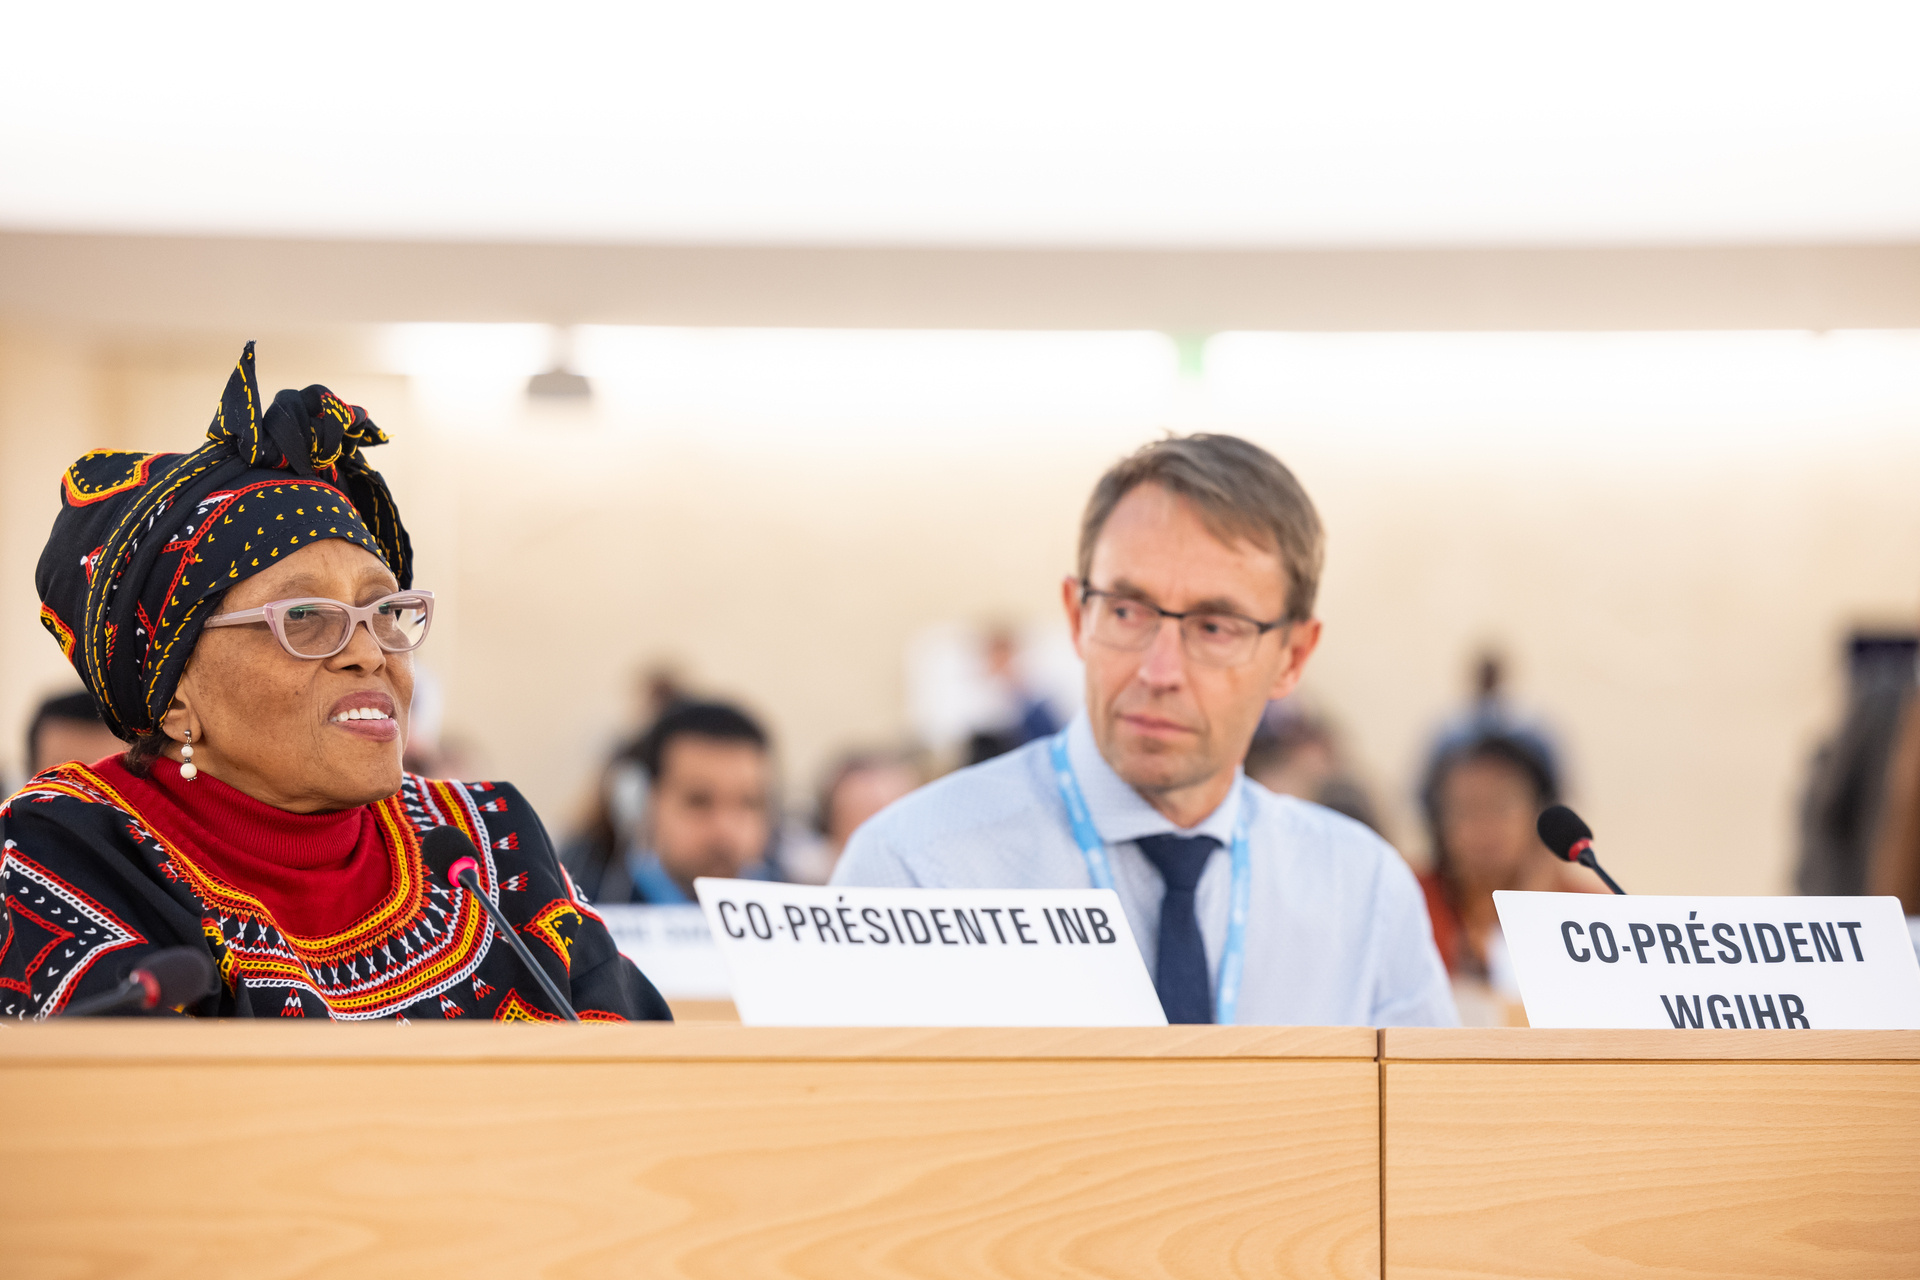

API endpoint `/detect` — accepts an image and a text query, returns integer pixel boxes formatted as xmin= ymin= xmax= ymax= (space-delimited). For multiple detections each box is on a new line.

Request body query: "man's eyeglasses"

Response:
xmin=203 ymin=591 xmax=435 ymax=661
xmin=1079 ymin=581 xmax=1287 ymax=669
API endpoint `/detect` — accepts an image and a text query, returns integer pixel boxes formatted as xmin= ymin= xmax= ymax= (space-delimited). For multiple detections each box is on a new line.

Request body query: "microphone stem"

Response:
xmin=59 ymin=976 xmax=142 ymax=1018
xmin=455 ymin=868 xmax=581 ymax=1022
xmin=1580 ymin=853 xmax=1627 ymax=896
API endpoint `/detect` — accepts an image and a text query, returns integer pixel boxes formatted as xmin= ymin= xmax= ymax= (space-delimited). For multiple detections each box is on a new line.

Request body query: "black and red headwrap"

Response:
xmin=34 ymin=342 xmax=413 ymax=742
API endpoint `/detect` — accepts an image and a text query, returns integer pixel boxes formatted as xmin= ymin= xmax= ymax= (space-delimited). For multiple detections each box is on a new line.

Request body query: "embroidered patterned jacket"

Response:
xmin=0 ymin=763 xmax=670 ymax=1022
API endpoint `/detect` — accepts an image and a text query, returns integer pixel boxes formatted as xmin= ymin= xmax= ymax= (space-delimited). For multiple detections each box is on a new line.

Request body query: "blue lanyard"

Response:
xmin=1049 ymin=731 xmax=1253 ymax=1025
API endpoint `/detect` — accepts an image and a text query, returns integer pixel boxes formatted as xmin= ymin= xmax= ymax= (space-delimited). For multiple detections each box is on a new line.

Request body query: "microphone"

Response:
xmin=1536 ymin=804 xmax=1627 ymax=895
xmin=420 ymin=826 xmax=579 ymax=1022
xmin=61 ymin=947 xmax=218 ymax=1017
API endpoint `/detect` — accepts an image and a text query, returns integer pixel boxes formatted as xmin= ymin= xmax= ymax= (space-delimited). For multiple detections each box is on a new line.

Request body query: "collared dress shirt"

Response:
xmin=831 ymin=712 xmax=1458 ymax=1027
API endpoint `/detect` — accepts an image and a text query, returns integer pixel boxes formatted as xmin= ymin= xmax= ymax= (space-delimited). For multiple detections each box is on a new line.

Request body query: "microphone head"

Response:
xmin=132 ymin=947 xmax=218 ymax=1011
xmin=1536 ymin=804 xmax=1593 ymax=863
xmin=421 ymin=825 xmax=482 ymax=888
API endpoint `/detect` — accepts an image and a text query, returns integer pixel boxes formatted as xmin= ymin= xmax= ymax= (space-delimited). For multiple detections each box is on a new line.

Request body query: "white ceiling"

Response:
xmin=4 ymin=2 xmax=1919 ymax=246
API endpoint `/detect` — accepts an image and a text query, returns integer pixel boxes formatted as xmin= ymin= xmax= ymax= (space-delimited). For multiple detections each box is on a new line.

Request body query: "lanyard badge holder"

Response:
xmin=1048 ymin=731 xmax=1253 ymax=1025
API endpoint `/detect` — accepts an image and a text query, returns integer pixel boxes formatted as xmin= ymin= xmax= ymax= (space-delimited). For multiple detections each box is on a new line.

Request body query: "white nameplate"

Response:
xmin=694 ymin=879 xmax=1168 ymax=1027
xmin=596 ymin=904 xmax=732 ymax=1000
xmin=1495 ymin=891 xmax=1920 ymax=1030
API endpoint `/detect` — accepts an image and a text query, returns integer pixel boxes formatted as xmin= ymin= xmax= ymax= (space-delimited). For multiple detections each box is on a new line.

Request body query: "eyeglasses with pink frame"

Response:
xmin=202 ymin=590 xmax=435 ymax=660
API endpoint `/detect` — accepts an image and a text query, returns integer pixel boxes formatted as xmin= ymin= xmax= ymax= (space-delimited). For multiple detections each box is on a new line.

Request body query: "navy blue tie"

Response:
xmin=1135 ymin=833 xmax=1221 ymax=1024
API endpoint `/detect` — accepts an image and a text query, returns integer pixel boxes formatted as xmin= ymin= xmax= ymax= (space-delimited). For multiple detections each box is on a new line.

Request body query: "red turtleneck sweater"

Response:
xmin=95 ymin=754 xmax=396 ymax=939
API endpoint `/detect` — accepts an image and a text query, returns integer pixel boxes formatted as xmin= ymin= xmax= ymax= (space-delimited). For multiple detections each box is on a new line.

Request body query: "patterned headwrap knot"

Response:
xmin=34 ymin=342 xmax=413 ymax=743
xmin=214 ymin=383 xmax=389 ymax=476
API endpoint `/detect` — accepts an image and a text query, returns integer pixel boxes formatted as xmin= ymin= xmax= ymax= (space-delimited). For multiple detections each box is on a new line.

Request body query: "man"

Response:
xmin=833 ymin=434 xmax=1455 ymax=1026
xmin=24 ymin=689 xmax=123 ymax=777
xmin=625 ymin=700 xmax=778 ymax=903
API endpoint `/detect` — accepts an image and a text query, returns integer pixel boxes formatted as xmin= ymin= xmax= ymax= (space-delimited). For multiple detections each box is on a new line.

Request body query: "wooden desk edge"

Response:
xmin=1382 ymin=1027 xmax=1920 ymax=1062
xmin=15 ymin=1024 xmax=1915 ymax=1065
xmin=0 ymin=1022 xmax=1379 ymax=1065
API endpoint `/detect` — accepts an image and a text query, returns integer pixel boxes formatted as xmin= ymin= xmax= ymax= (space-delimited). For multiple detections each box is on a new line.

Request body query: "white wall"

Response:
xmin=4 ymin=325 xmax=1917 ymax=900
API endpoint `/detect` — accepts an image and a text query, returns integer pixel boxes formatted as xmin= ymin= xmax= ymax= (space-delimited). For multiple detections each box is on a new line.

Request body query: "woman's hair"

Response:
xmin=813 ymin=749 xmax=918 ymax=837
xmin=1420 ymin=729 xmax=1560 ymax=894
xmin=121 ymin=731 xmax=171 ymax=778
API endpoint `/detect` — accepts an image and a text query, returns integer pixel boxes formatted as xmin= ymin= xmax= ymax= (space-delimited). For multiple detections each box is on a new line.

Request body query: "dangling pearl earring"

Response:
xmin=180 ymin=728 xmax=198 ymax=781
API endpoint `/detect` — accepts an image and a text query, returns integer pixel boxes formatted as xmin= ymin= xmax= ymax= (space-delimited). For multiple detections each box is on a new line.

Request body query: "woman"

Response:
xmin=1 ymin=343 xmax=669 ymax=1022
xmin=1418 ymin=731 xmax=1598 ymax=993
xmin=812 ymin=749 xmax=921 ymax=879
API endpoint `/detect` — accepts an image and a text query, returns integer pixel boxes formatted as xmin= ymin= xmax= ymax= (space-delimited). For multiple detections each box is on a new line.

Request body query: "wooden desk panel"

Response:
xmin=1384 ymin=1027 xmax=1920 ymax=1062
xmin=1 ymin=1025 xmax=1380 ymax=1280
xmin=666 ymin=998 xmax=741 ymax=1023
xmin=1381 ymin=1029 xmax=1920 ymax=1280
xmin=0 ymin=1021 xmax=1376 ymax=1065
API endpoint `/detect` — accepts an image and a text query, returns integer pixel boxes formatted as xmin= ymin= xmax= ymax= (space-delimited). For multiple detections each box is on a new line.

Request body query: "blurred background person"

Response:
xmin=1859 ymin=623 xmax=1920 ymax=943
xmin=559 ymin=657 xmax=697 ymax=892
xmin=24 ymin=689 xmax=122 ymax=778
xmin=906 ymin=621 xmax=1080 ymax=770
xmin=805 ymin=749 xmax=924 ymax=882
xmin=566 ymin=746 xmax=650 ymax=902
xmin=981 ymin=624 xmax=1063 ymax=749
xmin=637 ymin=661 xmax=692 ymax=727
xmin=1243 ymin=702 xmax=1385 ymax=836
xmin=960 ymin=626 xmax=1069 ymax=765
xmin=1869 ymin=692 xmax=1920 ymax=921
xmin=1423 ymin=648 xmax=1563 ymax=801
xmin=565 ymin=700 xmax=779 ymax=903
xmin=1797 ymin=632 xmax=1917 ymax=897
xmin=1419 ymin=730 xmax=1601 ymax=1025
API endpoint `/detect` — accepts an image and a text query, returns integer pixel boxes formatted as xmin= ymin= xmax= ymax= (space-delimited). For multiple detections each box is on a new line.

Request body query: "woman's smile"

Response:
xmin=327 ymin=691 xmax=399 ymax=742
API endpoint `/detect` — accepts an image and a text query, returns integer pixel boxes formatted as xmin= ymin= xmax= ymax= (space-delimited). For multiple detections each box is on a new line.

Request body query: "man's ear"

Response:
xmin=1266 ymin=618 xmax=1324 ymax=702
xmin=1061 ymin=576 xmax=1088 ymax=659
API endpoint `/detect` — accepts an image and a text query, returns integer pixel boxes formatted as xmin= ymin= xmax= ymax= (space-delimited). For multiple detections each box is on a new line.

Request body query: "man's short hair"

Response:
xmin=1077 ymin=433 xmax=1325 ymax=623
xmin=27 ymin=689 xmax=106 ymax=771
xmin=635 ymin=700 xmax=770 ymax=783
